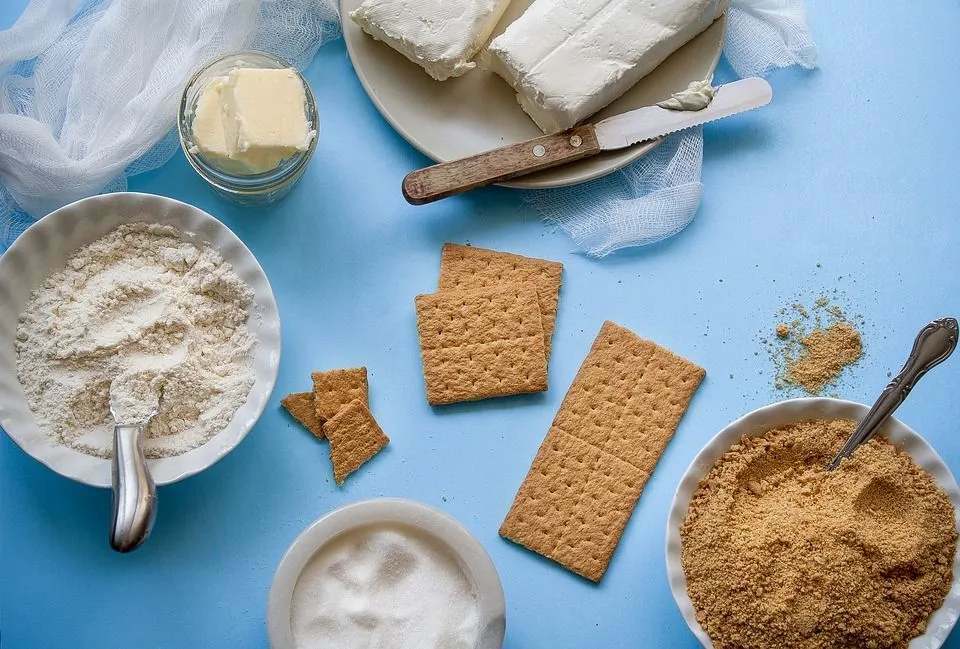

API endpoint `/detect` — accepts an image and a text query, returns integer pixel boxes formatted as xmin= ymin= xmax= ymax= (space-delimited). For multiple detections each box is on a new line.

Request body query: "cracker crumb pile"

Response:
xmin=681 ymin=419 xmax=956 ymax=649
xmin=787 ymin=322 xmax=862 ymax=393
xmin=764 ymin=296 xmax=864 ymax=394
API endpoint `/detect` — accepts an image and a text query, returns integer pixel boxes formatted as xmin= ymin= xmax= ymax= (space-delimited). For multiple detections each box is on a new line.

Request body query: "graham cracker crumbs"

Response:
xmin=787 ymin=322 xmax=862 ymax=393
xmin=281 ymin=391 xmax=325 ymax=439
xmin=764 ymin=296 xmax=865 ymax=394
xmin=681 ymin=419 xmax=956 ymax=649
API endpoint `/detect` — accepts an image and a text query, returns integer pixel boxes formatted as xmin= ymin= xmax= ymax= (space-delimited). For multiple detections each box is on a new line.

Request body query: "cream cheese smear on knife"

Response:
xmin=350 ymin=0 xmax=512 ymax=81
xmin=486 ymin=0 xmax=729 ymax=132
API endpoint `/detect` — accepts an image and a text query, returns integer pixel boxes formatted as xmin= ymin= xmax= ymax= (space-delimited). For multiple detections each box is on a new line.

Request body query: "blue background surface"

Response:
xmin=3 ymin=1 xmax=960 ymax=647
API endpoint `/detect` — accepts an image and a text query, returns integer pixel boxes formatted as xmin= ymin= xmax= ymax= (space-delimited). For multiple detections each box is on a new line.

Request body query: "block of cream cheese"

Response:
xmin=190 ymin=67 xmax=314 ymax=175
xmin=486 ymin=0 xmax=729 ymax=133
xmin=350 ymin=0 xmax=512 ymax=81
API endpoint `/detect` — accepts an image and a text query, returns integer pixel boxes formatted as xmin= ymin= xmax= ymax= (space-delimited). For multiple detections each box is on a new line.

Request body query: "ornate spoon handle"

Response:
xmin=827 ymin=317 xmax=958 ymax=470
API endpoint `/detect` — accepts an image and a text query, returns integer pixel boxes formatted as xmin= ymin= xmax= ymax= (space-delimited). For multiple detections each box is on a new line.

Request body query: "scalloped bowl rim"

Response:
xmin=666 ymin=397 xmax=960 ymax=649
xmin=0 ymin=192 xmax=281 ymax=488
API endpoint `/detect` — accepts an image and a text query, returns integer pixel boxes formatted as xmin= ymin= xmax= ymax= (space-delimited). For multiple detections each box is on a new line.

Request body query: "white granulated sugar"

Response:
xmin=291 ymin=523 xmax=482 ymax=649
xmin=15 ymin=222 xmax=256 ymax=459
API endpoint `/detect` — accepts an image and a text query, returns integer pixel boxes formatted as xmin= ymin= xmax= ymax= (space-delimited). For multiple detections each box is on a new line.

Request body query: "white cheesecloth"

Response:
xmin=526 ymin=0 xmax=818 ymax=256
xmin=0 ymin=0 xmax=339 ymax=248
xmin=0 ymin=0 xmax=814 ymax=255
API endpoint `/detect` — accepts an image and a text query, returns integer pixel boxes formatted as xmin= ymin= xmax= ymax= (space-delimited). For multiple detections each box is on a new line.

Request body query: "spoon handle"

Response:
xmin=110 ymin=424 xmax=157 ymax=552
xmin=827 ymin=317 xmax=958 ymax=470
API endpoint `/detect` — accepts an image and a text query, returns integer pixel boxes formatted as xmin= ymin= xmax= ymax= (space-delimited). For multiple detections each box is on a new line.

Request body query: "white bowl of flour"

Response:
xmin=0 ymin=192 xmax=280 ymax=487
xmin=268 ymin=498 xmax=506 ymax=649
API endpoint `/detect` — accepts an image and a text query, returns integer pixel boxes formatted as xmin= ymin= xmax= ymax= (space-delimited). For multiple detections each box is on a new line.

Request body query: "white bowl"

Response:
xmin=666 ymin=398 xmax=960 ymax=649
xmin=0 ymin=192 xmax=281 ymax=487
xmin=267 ymin=498 xmax=506 ymax=649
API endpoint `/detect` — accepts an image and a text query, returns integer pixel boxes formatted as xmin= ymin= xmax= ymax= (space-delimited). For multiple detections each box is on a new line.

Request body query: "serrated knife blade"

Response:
xmin=594 ymin=77 xmax=773 ymax=150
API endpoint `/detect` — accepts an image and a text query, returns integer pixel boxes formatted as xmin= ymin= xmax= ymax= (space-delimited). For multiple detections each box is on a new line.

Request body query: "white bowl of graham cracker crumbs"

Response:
xmin=666 ymin=398 xmax=960 ymax=649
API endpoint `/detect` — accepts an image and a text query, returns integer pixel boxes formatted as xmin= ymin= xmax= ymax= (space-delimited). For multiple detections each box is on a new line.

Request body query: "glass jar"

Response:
xmin=178 ymin=51 xmax=318 ymax=205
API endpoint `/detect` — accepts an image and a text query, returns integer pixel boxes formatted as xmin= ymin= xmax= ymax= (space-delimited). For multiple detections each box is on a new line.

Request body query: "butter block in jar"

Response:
xmin=485 ymin=0 xmax=728 ymax=133
xmin=179 ymin=52 xmax=318 ymax=203
xmin=194 ymin=67 xmax=314 ymax=174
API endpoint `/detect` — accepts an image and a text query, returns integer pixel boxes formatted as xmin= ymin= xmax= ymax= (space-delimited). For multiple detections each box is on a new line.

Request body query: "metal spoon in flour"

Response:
xmin=108 ymin=372 xmax=162 ymax=552
xmin=827 ymin=317 xmax=958 ymax=470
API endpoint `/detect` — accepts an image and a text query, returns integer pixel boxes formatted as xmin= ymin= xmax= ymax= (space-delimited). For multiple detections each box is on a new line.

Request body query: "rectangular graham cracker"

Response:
xmin=311 ymin=367 xmax=368 ymax=423
xmin=323 ymin=399 xmax=390 ymax=485
xmin=415 ymin=284 xmax=548 ymax=405
xmin=281 ymin=391 xmax=326 ymax=440
xmin=438 ymin=243 xmax=562 ymax=361
xmin=500 ymin=321 xmax=705 ymax=581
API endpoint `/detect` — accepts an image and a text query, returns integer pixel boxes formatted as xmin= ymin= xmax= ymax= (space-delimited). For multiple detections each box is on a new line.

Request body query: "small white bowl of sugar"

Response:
xmin=267 ymin=498 xmax=506 ymax=649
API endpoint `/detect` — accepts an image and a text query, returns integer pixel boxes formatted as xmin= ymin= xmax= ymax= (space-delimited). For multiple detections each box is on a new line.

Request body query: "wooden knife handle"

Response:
xmin=402 ymin=124 xmax=601 ymax=205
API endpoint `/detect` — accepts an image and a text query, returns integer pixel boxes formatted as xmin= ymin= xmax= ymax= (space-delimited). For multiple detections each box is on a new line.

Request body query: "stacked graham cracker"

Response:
xmin=415 ymin=243 xmax=563 ymax=405
xmin=281 ymin=367 xmax=389 ymax=484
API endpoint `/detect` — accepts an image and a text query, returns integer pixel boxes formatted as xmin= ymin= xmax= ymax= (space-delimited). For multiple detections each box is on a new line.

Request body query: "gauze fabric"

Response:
xmin=0 ymin=0 xmax=339 ymax=248
xmin=526 ymin=0 xmax=816 ymax=256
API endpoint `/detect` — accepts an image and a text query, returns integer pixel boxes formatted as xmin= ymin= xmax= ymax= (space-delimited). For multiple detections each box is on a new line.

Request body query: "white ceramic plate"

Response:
xmin=341 ymin=1 xmax=725 ymax=189
xmin=0 ymin=192 xmax=281 ymax=488
xmin=666 ymin=398 xmax=960 ymax=649
xmin=268 ymin=498 xmax=506 ymax=649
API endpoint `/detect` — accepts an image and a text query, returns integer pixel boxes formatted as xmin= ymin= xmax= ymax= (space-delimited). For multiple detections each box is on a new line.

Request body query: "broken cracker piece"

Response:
xmin=323 ymin=399 xmax=390 ymax=484
xmin=500 ymin=320 xmax=704 ymax=581
xmin=439 ymin=243 xmax=562 ymax=361
xmin=415 ymin=284 xmax=547 ymax=405
xmin=281 ymin=391 xmax=326 ymax=439
xmin=311 ymin=367 xmax=368 ymax=422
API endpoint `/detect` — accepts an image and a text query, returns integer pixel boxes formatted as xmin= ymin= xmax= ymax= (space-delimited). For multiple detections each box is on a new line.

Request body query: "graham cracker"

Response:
xmin=415 ymin=284 xmax=548 ymax=405
xmin=323 ymin=399 xmax=389 ymax=485
xmin=311 ymin=367 xmax=368 ymax=422
xmin=438 ymin=243 xmax=562 ymax=361
xmin=500 ymin=321 xmax=705 ymax=581
xmin=280 ymin=391 xmax=326 ymax=440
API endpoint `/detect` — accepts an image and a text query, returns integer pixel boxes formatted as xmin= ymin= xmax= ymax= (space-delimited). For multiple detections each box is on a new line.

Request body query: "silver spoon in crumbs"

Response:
xmin=827 ymin=317 xmax=958 ymax=471
xmin=108 ymin=372 xmax=162 ymax=552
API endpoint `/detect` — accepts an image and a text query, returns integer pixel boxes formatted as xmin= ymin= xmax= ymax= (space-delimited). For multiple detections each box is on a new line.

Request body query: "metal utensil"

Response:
xmin=109 ymin=392 xmax=160 ymax=553
xmin=402 ymin=77 xmax=773 ymax=204
xmin=827 ymin=317 xmax=958 ymax=470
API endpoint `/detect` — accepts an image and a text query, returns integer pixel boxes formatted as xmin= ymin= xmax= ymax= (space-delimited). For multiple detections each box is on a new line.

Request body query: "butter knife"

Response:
xmin=402 ymin=77 xmax=773 ymax=205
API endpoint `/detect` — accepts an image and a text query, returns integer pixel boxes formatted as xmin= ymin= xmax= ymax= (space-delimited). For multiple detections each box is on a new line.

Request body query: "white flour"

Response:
xmin=15 ymin=222 xmax=256 ymax=459
xmin=290 ymin=523 xmax=481 ymax=649
xmin=109 ymin=368 xmax=164 ymax=424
